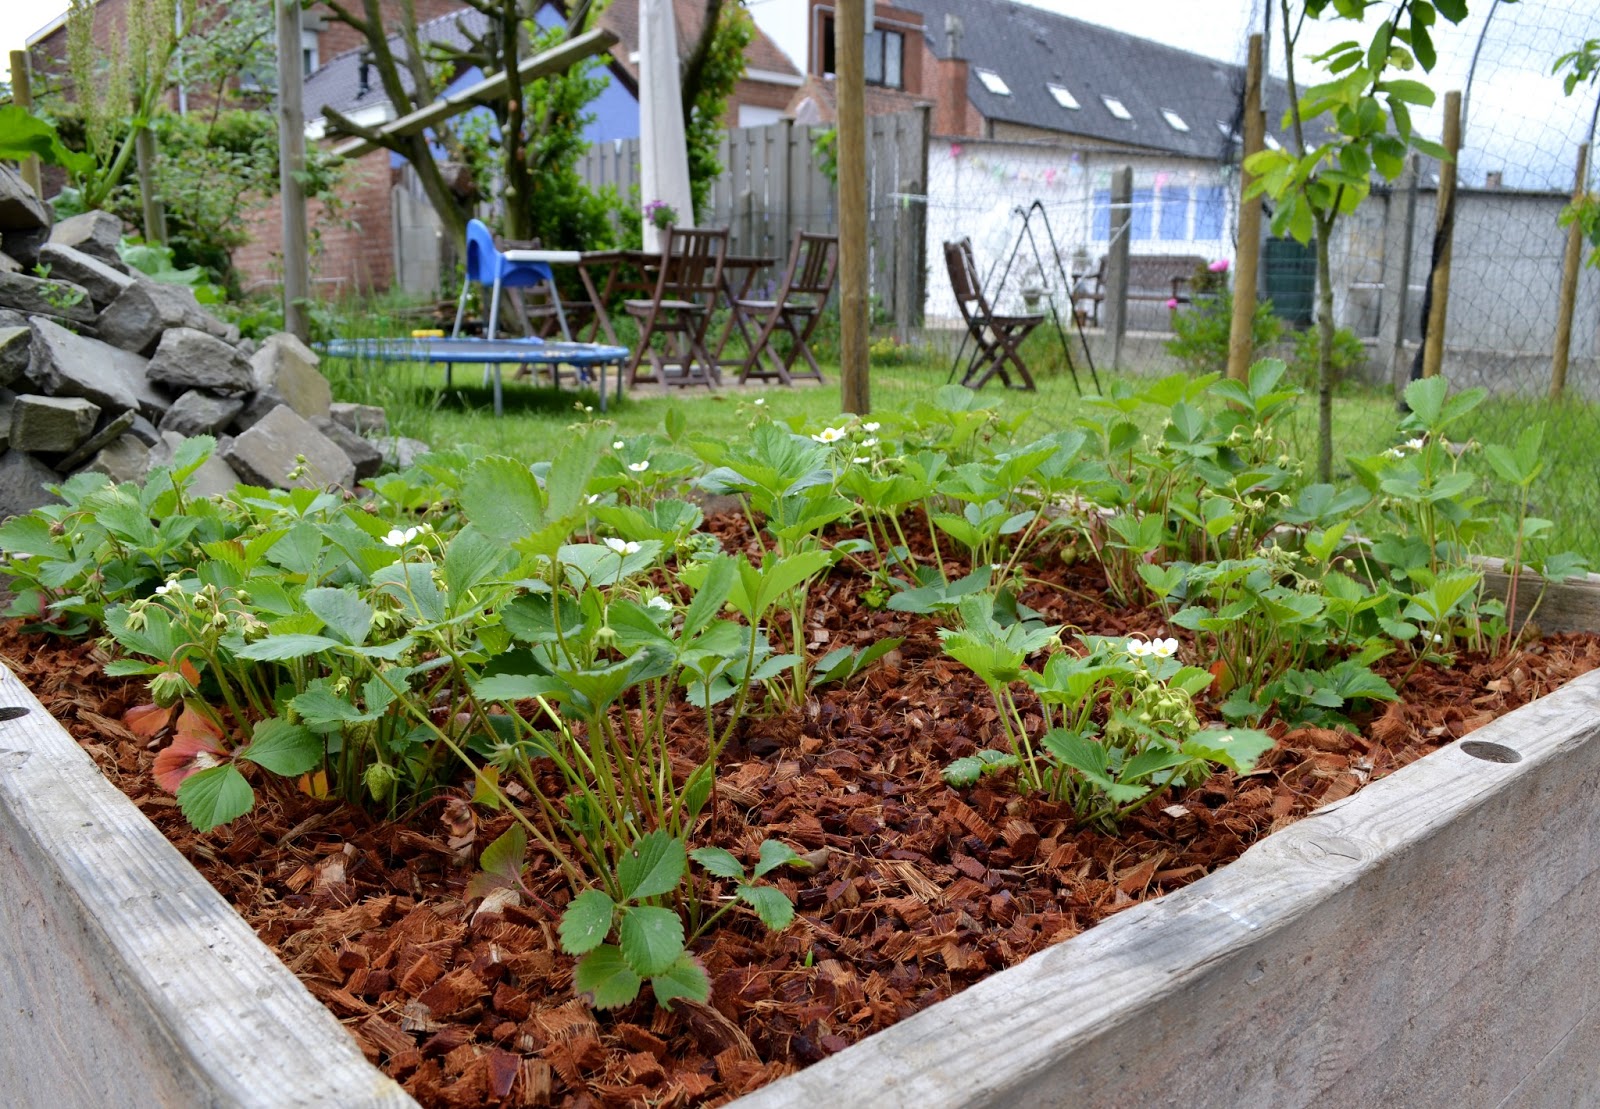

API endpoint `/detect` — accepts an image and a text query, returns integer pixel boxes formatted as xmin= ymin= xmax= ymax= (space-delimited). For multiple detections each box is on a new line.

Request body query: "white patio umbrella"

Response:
xmin=638 ymin=0 xmax=695 ymax=253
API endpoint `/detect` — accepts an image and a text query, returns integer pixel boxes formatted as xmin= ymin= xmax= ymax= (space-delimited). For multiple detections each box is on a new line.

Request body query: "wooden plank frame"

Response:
xmin=736 ymin=579 xmax=1600 ymax=1107
xmin=3 ymin=568 xmax=1599 ymax=1106
xmin=0 ymin=665 xmax=415 ymax=1108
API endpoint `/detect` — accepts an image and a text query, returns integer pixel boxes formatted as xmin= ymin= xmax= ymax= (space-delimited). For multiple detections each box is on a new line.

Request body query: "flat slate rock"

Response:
xmin=146 ymin=327 xmax=252 ymax=395
xmin=95 ymin=281 xmax=231 ymax=355
xmin=0 ymin=167 xmax=50 ymax=233
xmin=311 ymin=415 xmax=383 ymax=481
xmin=10 ymin=395 xmax=101 ymax=453
xmin=375 ymin=436 xmax=432 ymax=470
xmin=48 ymin=210 xmax=124 ymax=266
xmin=0 ymin=326 xmax=29 ymax=387
xmin=250 ymin=333 xmax=331 ymax=419
xmin=58 ymin=408 xmax=137 ymax=471
xmin=330 ymin=402 xmax=387 ymax=435
xmin=0 ymin=271 xmax=96 ymax=324
xmin=0 ymin=449 xmax=61 ymax=519
xmin=27 ymin=317 xmax=143 ymax=414
xmin=81 ymin=434 xmax=150 ymax=485
xmin=159 ymin=390 xmax=245 ymax=437
xmin=223 ymin=404 xmax=355 ymax=490
xmin=0 ymin=226 xmax=49 ymax=268
xmin=36 ymin=243 xmax=136 ymax=311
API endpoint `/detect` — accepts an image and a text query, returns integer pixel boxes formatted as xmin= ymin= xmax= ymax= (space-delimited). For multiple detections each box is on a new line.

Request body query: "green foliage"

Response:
xmin=1165 ymin=287 xmax=1285 ymax=377
xmin=0 ymin=105 xmax=93 ymax=174
xmin=1289 ymin=323 xmax=1367 ymax=388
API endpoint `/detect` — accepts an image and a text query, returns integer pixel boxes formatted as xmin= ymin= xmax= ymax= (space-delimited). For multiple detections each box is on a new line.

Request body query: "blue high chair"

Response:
xmin=449 ymin=220 xmax=572 ymax=401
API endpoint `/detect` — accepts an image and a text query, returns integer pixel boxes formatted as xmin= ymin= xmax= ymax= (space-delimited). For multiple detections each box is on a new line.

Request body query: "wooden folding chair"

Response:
xmin=944 ymin=237 xmax=1042 ymax=391
xmin=623 ymin=227 xmax=729 ymax=389
xmin=736 ymin=230 xmax=838 ymax=385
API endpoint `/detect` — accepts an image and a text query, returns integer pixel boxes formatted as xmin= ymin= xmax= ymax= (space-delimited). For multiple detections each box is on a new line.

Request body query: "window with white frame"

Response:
xmin=1048 ymin=83 xmax=1080 ymax=109
xmin=975 ymin=68 xmax=1012 ymax=96
xmin=1160 ymin=108 xmax=1189 ymax=132
xmin=1102 ymin=95 xmax=1132 ymax=120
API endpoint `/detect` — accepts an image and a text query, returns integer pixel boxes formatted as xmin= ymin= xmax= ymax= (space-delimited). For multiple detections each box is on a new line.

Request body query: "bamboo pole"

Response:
xmin=1421 ymin=90 xmax=1461 ymax=379
xmin=1549 ymin=142 xmax=1588 ymax=399
xmin=836 ymin=0 xmax=870 ymax=414
xmin=9 ymin=52 xmax=42 ymax=196
xmin=1226 ymin=33 xmax=1265 ymax=382
xmin=276 ymin=0 xmax=311 ymax=343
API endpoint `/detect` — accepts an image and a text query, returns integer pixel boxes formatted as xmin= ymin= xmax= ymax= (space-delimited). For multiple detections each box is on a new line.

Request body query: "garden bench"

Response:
xmin=1078 ymin=253 xmax=1208 ymax=325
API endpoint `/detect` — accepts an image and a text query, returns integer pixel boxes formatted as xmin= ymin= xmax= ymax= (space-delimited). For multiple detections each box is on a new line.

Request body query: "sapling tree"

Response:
xmin=1245 ymin=0 xmax=1474 ymax=482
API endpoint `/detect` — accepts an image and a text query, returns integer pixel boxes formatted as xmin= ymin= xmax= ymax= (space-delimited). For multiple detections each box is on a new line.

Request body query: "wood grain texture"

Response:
xmin=1474 ymin=556 xmax=1600 ymax=633
xmin=0 ymin=664 xmax=416 ymax=1109
xmin=735 ymin=668 xmax=1600 ymax=1108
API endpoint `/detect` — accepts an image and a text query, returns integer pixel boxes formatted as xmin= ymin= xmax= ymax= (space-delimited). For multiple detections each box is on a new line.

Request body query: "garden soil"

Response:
xmin=6 ymin=513 xmax=1597 ymax=1108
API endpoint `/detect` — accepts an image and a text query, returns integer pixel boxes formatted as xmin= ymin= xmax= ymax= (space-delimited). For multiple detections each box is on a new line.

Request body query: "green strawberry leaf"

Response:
xmin=558 ymin=888 xmax=616 ymax=955
xmin=238 ymin=719 xmax=323 ymax=777
xmin=737 ymin=884 xmax=795 ymax=931
xmin=649 ymin=952 xmax=710 ymax=1009
xmin=176 ymin=764 xmax=255 ymax=832
xmin=617 ymin=830 xmax=686 ymax=900
xmin=618 ymin=905 xmax=686 ymax=977
xmin=573 ymin=944 xmax=642 ymax=1009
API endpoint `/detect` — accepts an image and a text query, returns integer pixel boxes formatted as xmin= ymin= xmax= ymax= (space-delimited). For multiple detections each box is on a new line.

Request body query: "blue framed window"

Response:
xmin=1092 ymin=188 xmax=1111 ymax=239
xmin=1159 ymin=186 xmax=1190 ymax=240
xmin=1131 ymin=188 xmax=1154 ymax=240
xmin=1194 ymin=185 xmax=1226 ymax=240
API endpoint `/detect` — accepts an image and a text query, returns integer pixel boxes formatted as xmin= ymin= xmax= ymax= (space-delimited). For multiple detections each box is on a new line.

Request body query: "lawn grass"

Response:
xmin=313 ymin=301 xmax=1600 ymax=564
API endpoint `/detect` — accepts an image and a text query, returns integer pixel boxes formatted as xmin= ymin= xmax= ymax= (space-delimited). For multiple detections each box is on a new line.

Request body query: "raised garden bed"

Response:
xmin=4 ymin=369 xmax=1597 ymax=1105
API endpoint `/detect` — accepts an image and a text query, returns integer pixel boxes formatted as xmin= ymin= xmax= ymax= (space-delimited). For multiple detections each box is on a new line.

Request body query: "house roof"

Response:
xmin=898 ymin=0 xmax=1295 ymax=158
xmin=304 ymin=1 xmax=800 ymax=126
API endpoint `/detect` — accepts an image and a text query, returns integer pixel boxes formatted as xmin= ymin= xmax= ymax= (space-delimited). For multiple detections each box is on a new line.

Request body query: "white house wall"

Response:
xmin=923 ymin=138 xmax=1240 ymax=325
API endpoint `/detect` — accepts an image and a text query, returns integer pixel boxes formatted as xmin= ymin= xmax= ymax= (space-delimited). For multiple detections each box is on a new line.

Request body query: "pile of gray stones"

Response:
xmin=0 ymin=165 xmax=428 ymax=518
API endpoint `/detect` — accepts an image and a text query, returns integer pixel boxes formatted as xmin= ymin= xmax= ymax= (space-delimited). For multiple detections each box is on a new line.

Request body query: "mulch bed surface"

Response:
xmin=7 ymin=513 xmax=1597 ymax=1107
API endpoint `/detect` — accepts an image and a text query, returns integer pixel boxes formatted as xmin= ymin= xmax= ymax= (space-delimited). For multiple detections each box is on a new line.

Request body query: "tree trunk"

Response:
xmin=680 ymin=0 xmax=725 ymax=123
xmin=1314 ymin=213 xmax=1336 ymax=484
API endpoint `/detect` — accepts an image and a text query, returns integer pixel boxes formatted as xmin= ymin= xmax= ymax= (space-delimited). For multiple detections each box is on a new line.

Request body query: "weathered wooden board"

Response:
xmin=1475 ymin=556 xmax=1600 ymax=633
xmin=0 ymin=664 xmax=416 ymax=1109
xmin=735 ymin=669 xmax=1600 ymax=1108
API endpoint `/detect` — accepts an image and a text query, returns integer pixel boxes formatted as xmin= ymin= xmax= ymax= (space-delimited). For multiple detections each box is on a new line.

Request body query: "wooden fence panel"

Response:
xmin=574 ymin=109 xmax=928 ymax=307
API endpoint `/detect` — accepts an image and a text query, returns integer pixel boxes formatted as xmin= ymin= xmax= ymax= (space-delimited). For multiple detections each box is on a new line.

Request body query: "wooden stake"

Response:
xmin=9 ymin=52 xmax=42 ymax=196
xmin=1550 ymin=142 xmax=1588 ymax=399
xmin=1226 ymin=34 xmax=1265 ymax=383
xmin=276 ymin=0 xmax=311 ymax=343
xmin=836 ymin=0 xmax=870 ymax=414
xmin=1420 ymin=90 xmax=1460 ymax=380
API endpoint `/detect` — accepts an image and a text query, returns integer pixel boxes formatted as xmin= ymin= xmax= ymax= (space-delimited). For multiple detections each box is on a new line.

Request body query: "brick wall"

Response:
xmin=234 ymin=148 xmax=397 ymax=298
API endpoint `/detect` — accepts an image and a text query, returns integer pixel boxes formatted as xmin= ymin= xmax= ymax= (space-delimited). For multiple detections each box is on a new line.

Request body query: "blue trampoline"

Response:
xmin=317 ymin=336 xmax=632 ymax=415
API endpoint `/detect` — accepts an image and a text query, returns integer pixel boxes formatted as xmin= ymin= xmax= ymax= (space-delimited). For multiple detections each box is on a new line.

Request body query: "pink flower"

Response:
xmin=1208 ymin=258 xmax=1230 ymax=273
xmin=1165 ymin=298 xmax=1179 ymax=310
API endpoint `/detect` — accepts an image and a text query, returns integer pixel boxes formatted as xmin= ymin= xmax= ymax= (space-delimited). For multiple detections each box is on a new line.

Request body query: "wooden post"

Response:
xmin=276 ymin=0 xmax=311 ymax=343
xmin=9 ymin=52 xmax=42 ymax=196
xmin=1421 ymin=90 xmax=1461 ymax=379
xmin=836 ymin=0 xmax=870 ymax=414
xmin=1226 ymin=34 xmax=1265 ymax=382
xmin=1550 ymin=142 xmax=1588 ymax=399
xmin=134 ymin=128 xmax=169 ymax=245
xmin=1104 ymin=166 xmax=1132 ymax=369
xmin=1389 ymin=154 xmax=1420 ymax=405
xmin=894 ymin=176 xmax=920 ymax=344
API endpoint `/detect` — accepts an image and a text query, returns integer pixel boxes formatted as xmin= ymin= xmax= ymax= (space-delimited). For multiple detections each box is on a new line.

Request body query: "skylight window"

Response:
xmin=1161 ymin=108 xmax=1189 ymax=132
xmin=1102 ymin=95 xmax=1132 ymax=121
xmin=975 ymin=68 xmax=1011 ymax=96
xmin=1048 ymin=83 xmax=1080 ymax=109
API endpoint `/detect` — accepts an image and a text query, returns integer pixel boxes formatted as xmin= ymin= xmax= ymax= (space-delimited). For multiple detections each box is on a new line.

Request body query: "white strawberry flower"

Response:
xmin=603 ymin=537 xmax=641 ymax=556
xmin=852 ymin=456 xmax=871 ymax=464
xmin=811 ymin=426 xmax=846 ymax=444
xmin=1405 ymin=437 xmax=1427 ymax=451
xmin=612 ymin=440 xmax=625 ymax=450
xmin=753 ymin=397 xmax=766 ymax=406
xmin=628 ymin=460 xmax=650 ymax=473
xmin=646 ymin=595 xmax=672 ymax=613
xmin=1126 ymin=638 xmax=1152 ymax=658
xmin=861 ymin=437 xmax=879 ymax=448
xmin=1150 ymin=637 xmax=1180 ymax=658
xmin=862 ymin=421 xmax=880 ymax=432
xmin=382 ymin=526 xmax=421 ymax=547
